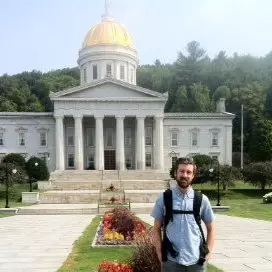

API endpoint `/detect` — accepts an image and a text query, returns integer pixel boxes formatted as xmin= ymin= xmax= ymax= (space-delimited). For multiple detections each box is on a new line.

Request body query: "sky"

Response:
xmin=1 ymin=0 xmax=272 ymax=76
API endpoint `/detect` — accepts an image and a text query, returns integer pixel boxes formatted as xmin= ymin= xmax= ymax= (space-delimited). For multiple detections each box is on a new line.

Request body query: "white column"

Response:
xmin=136 ymin=116 xmax=145 ymax=170
xmin=74 ymin=115 xmax=84 ymax=170
xmin=55 ymin=115 xmax=65 ymax=170
xmin=116 ymin=116 xmax=125 ymax=170
xmin=154 ymin=116 xmax=164 ymax=170
xmin=95 ymin=116 xmax=104 ymax=170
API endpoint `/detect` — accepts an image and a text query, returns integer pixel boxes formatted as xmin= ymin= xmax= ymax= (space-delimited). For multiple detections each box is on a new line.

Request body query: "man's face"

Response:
xmin=175 ymin=163 xmax=195 ymax=189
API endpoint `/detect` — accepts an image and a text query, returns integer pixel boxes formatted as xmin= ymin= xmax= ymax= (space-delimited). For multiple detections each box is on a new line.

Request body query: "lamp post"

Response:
xmin=29 ymin=162 xmax=38 ymax=192
xmin=4 ymin=163 xmax=17 ymax=208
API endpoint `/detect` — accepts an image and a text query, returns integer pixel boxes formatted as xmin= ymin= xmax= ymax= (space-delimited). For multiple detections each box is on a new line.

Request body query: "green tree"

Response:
xmin=214 ymin=85 xmax=230 ymax=101
xmin=26 ymin=157 xmax=49 ymax=181
xmin=242 ymin=162 xmax=272 ymax=190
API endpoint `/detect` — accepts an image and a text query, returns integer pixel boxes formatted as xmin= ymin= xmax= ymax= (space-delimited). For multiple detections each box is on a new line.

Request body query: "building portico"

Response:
xmin=54 ymin=112 xmax=165 ymax=171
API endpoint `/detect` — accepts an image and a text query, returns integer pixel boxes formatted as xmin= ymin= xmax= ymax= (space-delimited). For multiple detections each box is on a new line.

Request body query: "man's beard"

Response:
xmin=176 ymin=178 xmax=192 ymax=189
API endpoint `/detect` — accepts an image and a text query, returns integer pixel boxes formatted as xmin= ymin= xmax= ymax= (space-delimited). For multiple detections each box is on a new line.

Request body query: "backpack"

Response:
xmin=162 ymin=189 xmax=209 ymax=264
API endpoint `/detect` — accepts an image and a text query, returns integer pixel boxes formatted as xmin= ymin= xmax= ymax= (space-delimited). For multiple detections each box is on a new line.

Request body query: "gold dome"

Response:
xmin=82 ymin=19 xmax=134 ymax=49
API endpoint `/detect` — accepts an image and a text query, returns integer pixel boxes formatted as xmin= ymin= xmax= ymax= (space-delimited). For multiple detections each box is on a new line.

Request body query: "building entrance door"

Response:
xmin=104 ymin=150 xmax=116 ymax=170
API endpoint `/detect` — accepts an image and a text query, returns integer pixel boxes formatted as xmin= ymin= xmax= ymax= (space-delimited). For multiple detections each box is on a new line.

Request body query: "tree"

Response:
xmin=26 ymin=157 xmax=49 ymax=181
xmin=242 ymin=162 xmax=272 ymax=190
xmin=174 ymin=41 xmax=209 ymax=86
xmin=3 ymin=153 xmax=26 ymax=169
xmin=248 ymin=119 xmax=272 ymax=161
xmin=214 ymin=85 xmax=230 ymax=101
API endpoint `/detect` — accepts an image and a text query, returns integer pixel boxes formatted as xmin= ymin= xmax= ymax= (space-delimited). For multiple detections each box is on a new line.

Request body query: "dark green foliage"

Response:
xmin=2 ymin=153 xmax=26 ymax=169
xmin=242 ymin=161 xmax=272 ymax=190
xmin=26 ymin=156 xmax=49 ymax=181
xmin=193 ymin=154 xmax=213 ymax=167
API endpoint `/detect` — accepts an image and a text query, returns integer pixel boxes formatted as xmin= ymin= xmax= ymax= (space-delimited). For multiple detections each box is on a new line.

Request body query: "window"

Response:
xmin=211 ymin=131 xmax=219 ymax=146
xmin=83 ymin=68 xmax=87 ymax=83
xmin=120 ymin=65 xmax=125 ymax=80
xmin=106 ymin=64 xmax=112 ymax=75
xmin=146 ymin=153 xmax=152 ymax=168
xmin=68 ymin=136 xmax=74 ymax=146
xmin=106 ymin=128 xmax=113 ymax=147
xmin=87 ymin=155 xmax=95 ymax=170
xmin=93 ymin=65 xmax=98 ymax=80
xmin=145 ymin=127 xmax=152 ymax=146
xmin=40 ymin=132 xmax=47 ymax=146
xmin=211 ymin=155 xmax=218 ymax=161
xmin=0 ymin=133 xmax=3 ymax=146
xmin=171 ymin=132 xmax=178 ymax=146
xmin=172 ymin=156 xmax=177 ymax=167
xmin=38 ymin=152 xmax=49 ymax=164
xmin=19 ymin=132 xmax=25 ymax=146
xmin=125 ymin=128 xmax=132 ymax=146
xmin=192 ymin=131 xmax=198 ymax=146
xmin=125 ymin=156 xmax=132 ymax=169
xmin=68 ymin=154 xmax=74 ymax=168
xmin=87 ymin=128 xmax=95 ymax=147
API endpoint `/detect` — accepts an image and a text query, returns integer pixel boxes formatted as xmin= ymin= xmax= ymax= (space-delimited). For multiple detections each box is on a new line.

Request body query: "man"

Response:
xmin=151 ymin=157 xmax=215 ymax=272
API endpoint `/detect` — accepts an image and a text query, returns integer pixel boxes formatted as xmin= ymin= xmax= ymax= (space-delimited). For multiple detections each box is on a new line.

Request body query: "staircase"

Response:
xmin=39 ymin=170 xmax=170 ymax=204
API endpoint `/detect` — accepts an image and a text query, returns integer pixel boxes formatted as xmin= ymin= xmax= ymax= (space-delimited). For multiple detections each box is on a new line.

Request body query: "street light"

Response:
xmin=4 ymin=163 xmax=17 ymax=208
xmin=209 ymin=159 xmax=221 ymax=207
xmin=29 ymin=162 xmax=38 ymax=192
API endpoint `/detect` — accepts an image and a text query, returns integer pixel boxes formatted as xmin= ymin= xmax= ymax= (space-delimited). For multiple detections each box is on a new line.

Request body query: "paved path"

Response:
xmin=0 ymin=215 xmax=94 ymax=272
xmin=0 ymin=214 xmax=271 ymax=272
xmin=138 ymin=214 xmax=272 ymax=272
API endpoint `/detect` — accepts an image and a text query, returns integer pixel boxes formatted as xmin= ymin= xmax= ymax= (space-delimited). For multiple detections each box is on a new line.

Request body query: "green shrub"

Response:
xmin=26 ymin=156 xmax=49 ymax=181
xmin=2 ymin=153 xmax=26 ymax=169
xmin=193 ymin=154 xmax=213 ymax=167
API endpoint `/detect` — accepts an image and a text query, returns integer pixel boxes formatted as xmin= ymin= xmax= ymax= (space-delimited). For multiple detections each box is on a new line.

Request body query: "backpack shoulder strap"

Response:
xmin=163 ymin=189 xmax=173 ymax=227
xmin=193 ymin=191 xmax=206 ymax=243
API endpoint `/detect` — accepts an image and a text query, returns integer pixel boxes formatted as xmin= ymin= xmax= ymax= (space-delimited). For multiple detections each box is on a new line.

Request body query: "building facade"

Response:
xmin=0 ymin=3 xmax=234 ymax=173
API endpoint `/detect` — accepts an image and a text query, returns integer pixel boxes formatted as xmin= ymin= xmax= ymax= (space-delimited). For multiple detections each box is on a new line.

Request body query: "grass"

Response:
xmin=194 ymin=181 xmax=272 ymax=221
xmin=0 ymin=183 xmax=36 ymax=208
xmin=58 ymin=216 xmax=223 ymax=272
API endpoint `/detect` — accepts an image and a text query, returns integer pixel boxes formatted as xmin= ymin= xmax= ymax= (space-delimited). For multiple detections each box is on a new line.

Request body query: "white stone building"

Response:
xmin=0 ymin=3 xmax=234 ymax=173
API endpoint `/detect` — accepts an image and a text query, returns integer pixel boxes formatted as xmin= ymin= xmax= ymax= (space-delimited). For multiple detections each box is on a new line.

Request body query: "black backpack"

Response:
xmin=162 ymin=189 xmax=209 ymax=264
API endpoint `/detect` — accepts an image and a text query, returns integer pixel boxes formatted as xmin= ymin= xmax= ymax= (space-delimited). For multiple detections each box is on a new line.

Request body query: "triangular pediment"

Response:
xmin=50 ymin=78 xmax=167 ymax=101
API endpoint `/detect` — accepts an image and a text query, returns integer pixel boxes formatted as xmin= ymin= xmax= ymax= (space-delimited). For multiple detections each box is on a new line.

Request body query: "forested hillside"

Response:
xmin=1 ymin=41 xmax=272 ymax=162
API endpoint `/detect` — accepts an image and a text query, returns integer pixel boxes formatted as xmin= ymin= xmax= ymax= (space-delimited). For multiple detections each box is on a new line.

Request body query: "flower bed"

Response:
xmin=95 ymin=206 xmax=147 ymax=246
xmin=98 ymin=261 xmax=133 ymax=272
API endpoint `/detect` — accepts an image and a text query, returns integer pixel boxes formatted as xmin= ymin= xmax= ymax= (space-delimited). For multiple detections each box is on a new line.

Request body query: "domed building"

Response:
xmin=0 ymin=1 xmax=234 ymax=174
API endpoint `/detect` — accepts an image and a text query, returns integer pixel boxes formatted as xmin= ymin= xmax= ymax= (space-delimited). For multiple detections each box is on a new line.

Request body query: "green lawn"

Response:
xmin=0 ymin=183 xmax=36 ymax=208
xmin=194 ymin=182 xmax=272 ymax=221
xmin=58 ymin=216 xmax=223 ymax=272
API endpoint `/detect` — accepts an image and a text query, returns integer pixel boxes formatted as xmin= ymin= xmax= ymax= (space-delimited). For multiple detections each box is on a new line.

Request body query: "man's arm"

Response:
xmin=151 ymin=219 xmax=163 ymax=262
xmin=204 ymin=221 xmax=215 ymax=262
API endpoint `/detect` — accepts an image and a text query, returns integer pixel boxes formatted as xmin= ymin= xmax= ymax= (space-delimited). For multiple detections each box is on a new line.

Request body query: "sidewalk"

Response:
xmin=138 ymin=214 xmax=272 ymax=272
xmin=0 ymin=214 xmax=271 ymax=272
xmin=0 ymin=215 xmax=94 ymax=272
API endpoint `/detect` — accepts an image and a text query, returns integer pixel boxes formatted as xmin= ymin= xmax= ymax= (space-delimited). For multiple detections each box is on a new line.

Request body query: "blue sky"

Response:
xmin=1 ymin=0 xmax=272 ymax=76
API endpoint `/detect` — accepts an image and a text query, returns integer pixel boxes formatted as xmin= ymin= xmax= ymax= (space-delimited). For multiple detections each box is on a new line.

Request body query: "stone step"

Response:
xmin=124 ymin=190 xmax=163 ymax=203
xmin=39 ymin=190 xmax=100 ymax=204
xmin=121 ymin=180 xmax=168 ymax=190
xmin=51 ymin=181 xmax=101 ymax=190
xmin=15 ymin=203 xmax=154 ymax=215
xmin=49 ymin=170 xmax=169 ymax=182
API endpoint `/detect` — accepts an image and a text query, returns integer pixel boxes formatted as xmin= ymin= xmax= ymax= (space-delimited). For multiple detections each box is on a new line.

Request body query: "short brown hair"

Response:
xmin=174 ymin=157 xmax=197 ymax=174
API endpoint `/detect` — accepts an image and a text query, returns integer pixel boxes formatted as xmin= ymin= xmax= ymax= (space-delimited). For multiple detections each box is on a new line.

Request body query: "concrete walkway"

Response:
xmin=0 ymin=214 xmax=271 ymax=272
xmin=0 ymin=215 xmax=94 ymax=272
xmin=138 ymin=214 xmax=272 ymax=272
